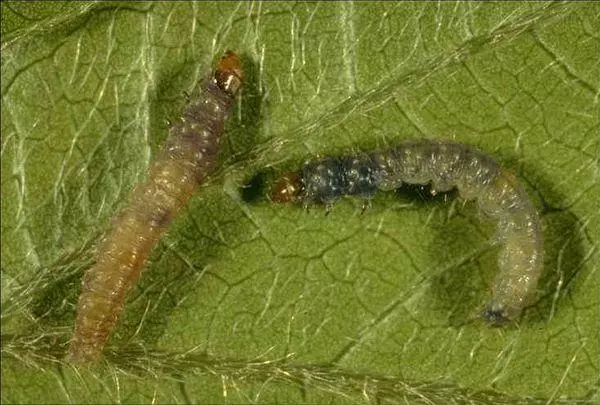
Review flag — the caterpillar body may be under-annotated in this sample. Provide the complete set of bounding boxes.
[68,51,243,363]
[270,139,543,325]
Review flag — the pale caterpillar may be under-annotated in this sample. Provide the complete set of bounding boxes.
[270,139,543,325]
[68,51,243,363]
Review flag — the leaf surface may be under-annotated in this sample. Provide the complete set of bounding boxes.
[1,2,599,403]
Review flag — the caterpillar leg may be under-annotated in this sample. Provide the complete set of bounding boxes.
[360,199,372,215]
[430,180,454,196]
[302,202,312,213]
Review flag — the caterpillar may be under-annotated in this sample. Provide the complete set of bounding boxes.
[68,51,243,363]
[270,139,543,325]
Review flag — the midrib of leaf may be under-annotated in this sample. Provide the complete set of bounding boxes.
[1,347,594,405]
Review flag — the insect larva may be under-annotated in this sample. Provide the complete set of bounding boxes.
[68,51,243,363]
[270,139,543,325]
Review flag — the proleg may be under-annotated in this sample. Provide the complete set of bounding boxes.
[68,51,243,363]
[270,139,543,324]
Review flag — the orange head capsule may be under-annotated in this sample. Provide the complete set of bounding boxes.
[270,172,303,203]
[214,50,243,97]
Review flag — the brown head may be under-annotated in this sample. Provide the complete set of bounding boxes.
[214,50,243,97]
[270,172,303,203]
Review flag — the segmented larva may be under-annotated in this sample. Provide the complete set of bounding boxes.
[271,139,543,325]
[68,51,243,363]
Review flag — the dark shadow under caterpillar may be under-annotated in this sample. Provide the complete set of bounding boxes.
[270,139,543,325]
[68,51,243,364]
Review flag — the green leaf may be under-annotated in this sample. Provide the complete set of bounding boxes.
[2,2,598,403]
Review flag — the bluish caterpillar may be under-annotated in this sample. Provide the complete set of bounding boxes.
[68,51,243,363]
[270,139,543,325]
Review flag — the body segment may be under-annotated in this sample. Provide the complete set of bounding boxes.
[271,139,543,324]
[68,51,243,363]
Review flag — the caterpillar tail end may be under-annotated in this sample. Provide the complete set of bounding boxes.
[481,298,524,326]
[481,308,512,326]
[66,339,102,365]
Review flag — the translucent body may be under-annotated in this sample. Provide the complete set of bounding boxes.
[68,52,242,363]
[271,139,543,324]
